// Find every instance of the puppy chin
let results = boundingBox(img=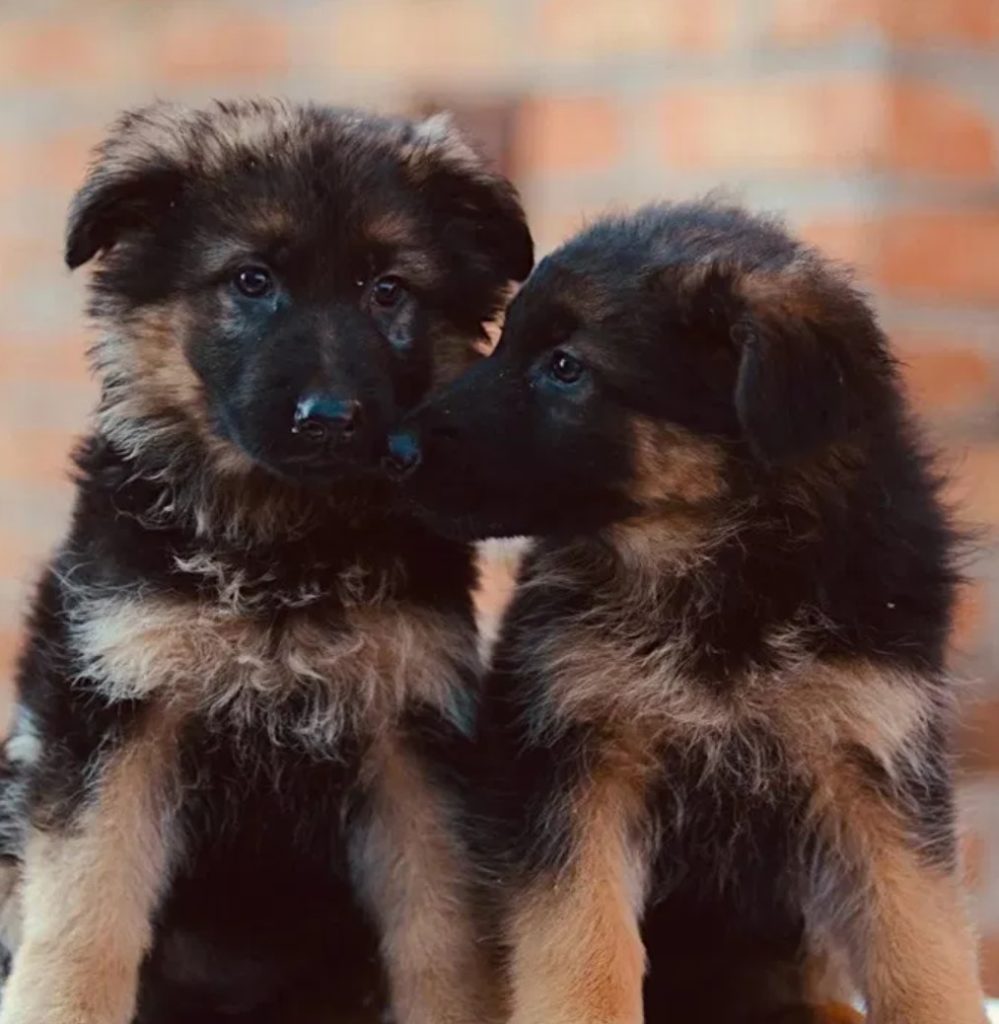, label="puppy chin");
[395,480,525,543]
